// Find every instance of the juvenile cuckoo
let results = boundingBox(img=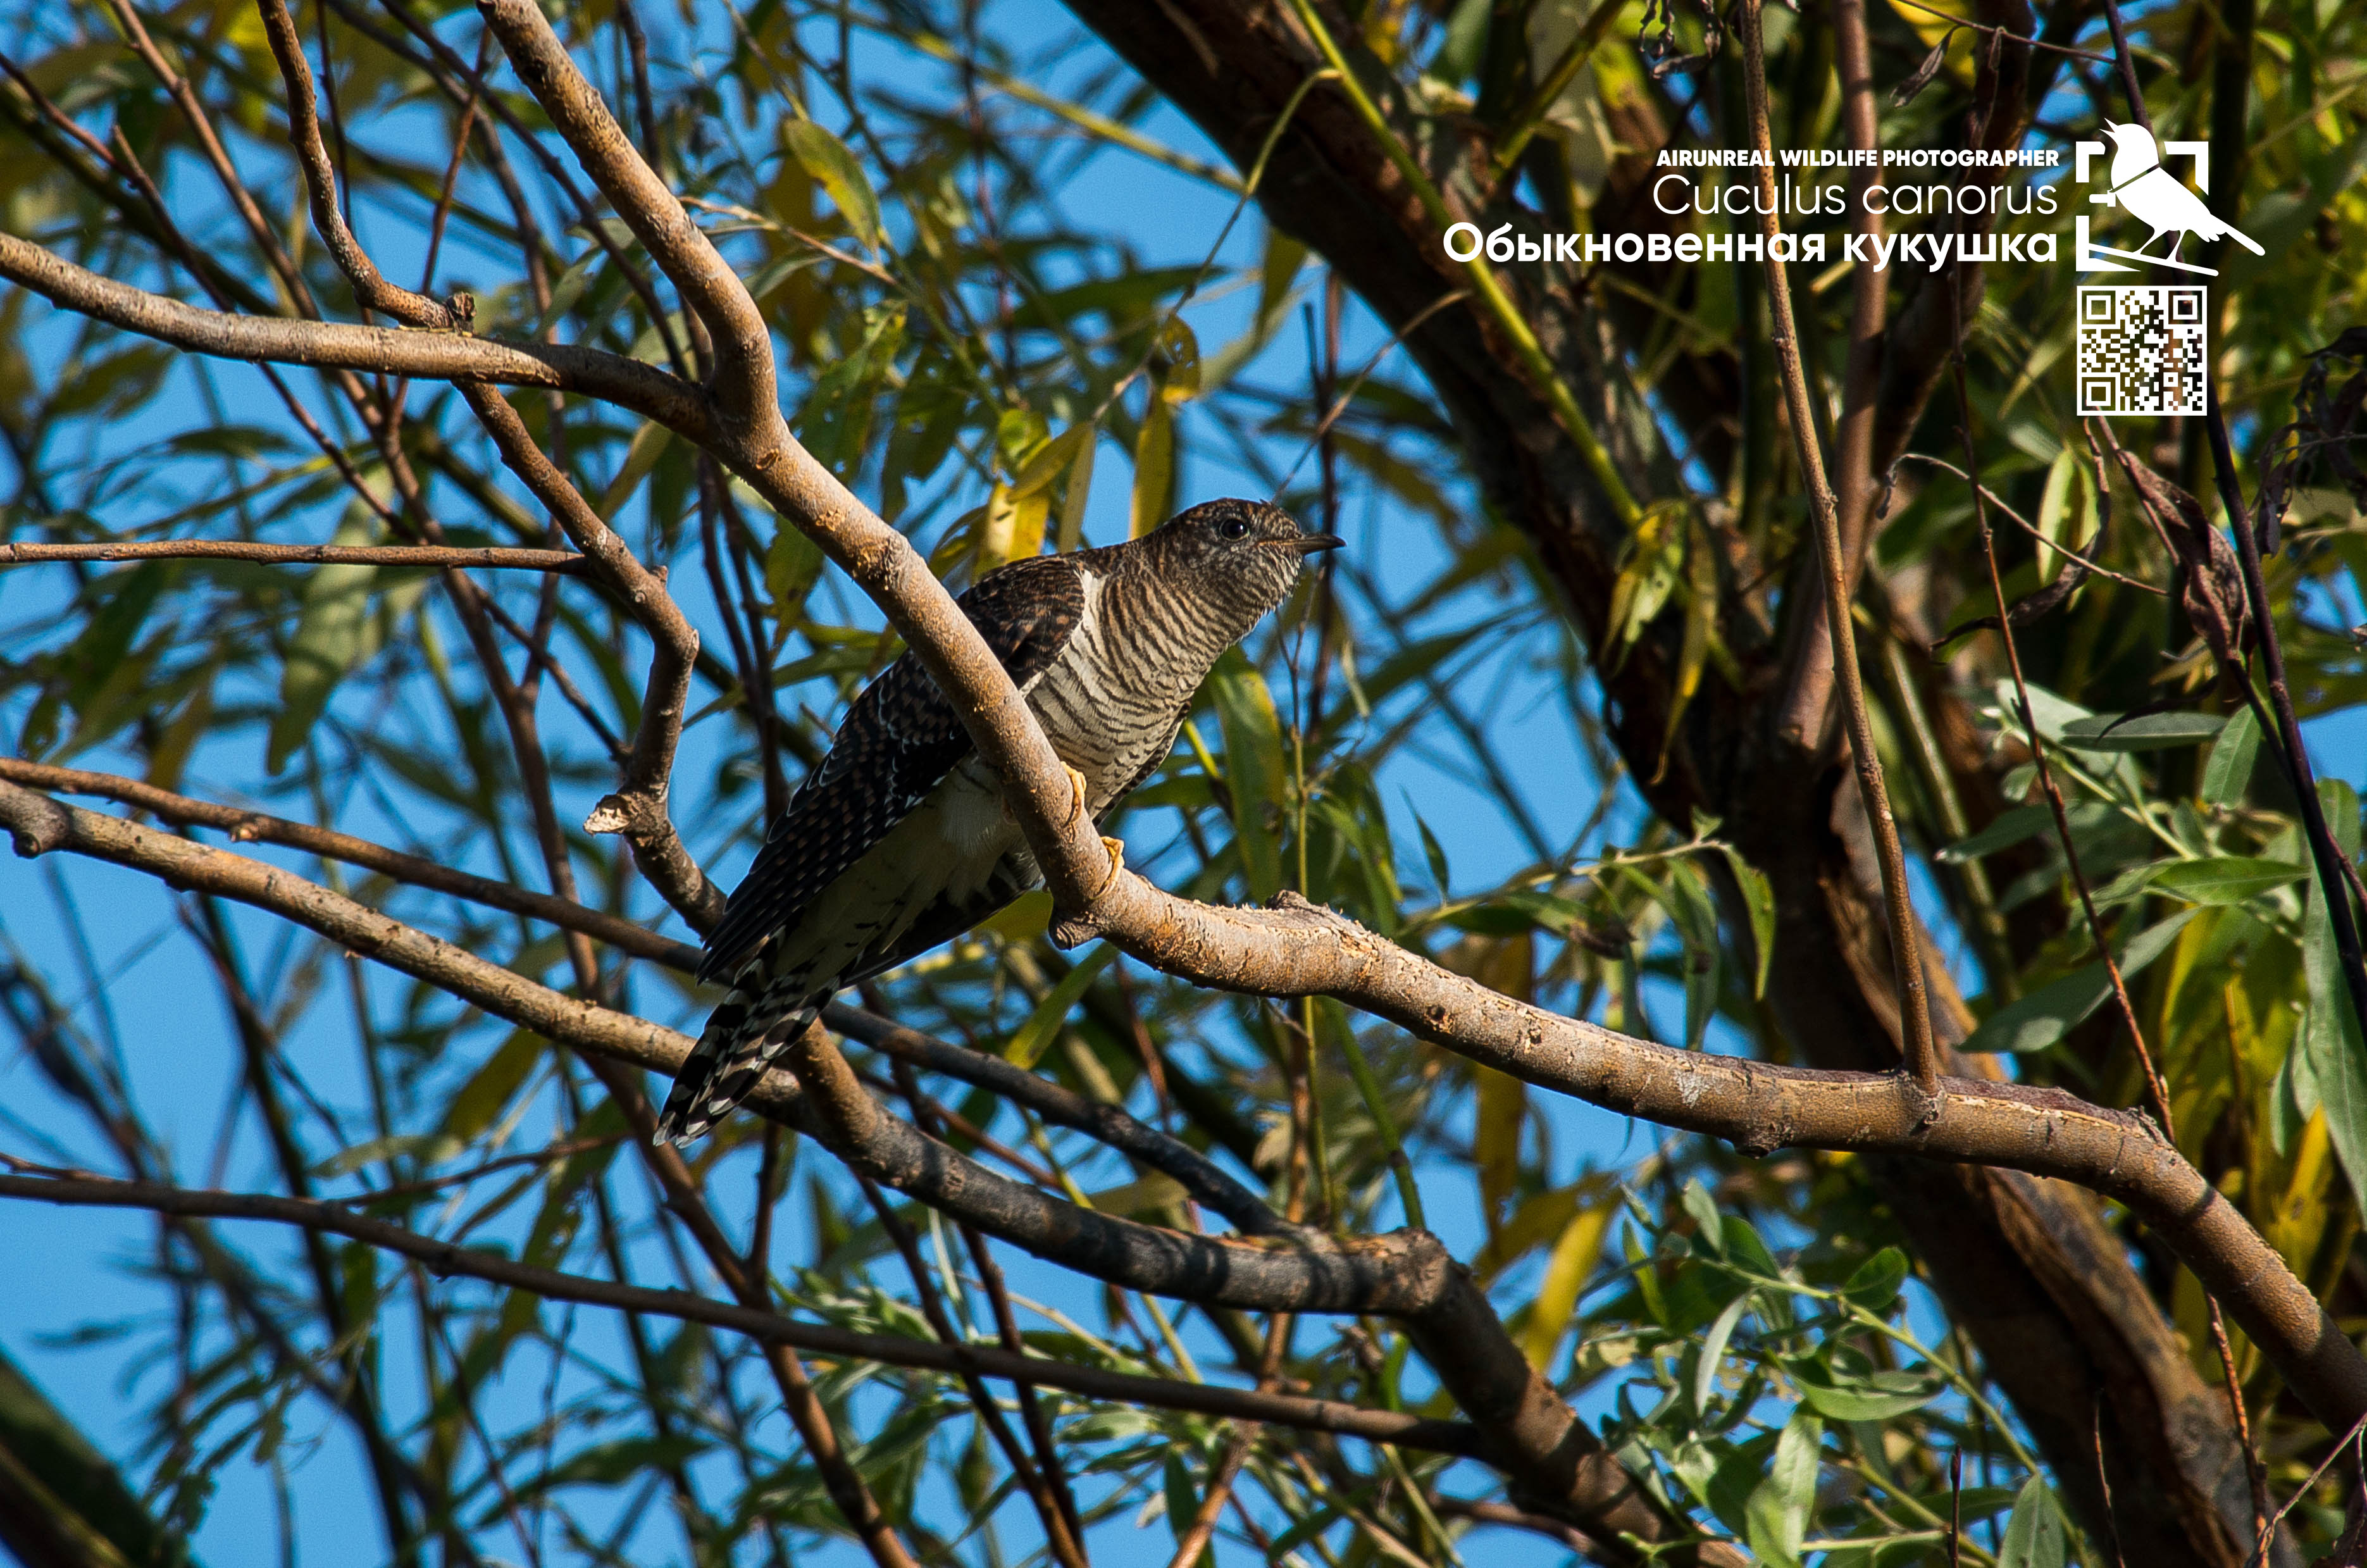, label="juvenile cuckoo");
[656,498,1339,1145]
